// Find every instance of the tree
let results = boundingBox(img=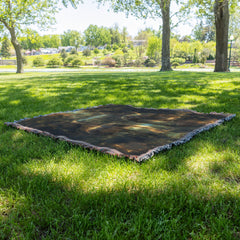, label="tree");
[214,0,229,71]
[188,0,239,72]
[1,36,11,59]
[96,0,177,71]
[109,24,121,45]
[0,0,60,73]
[20,29,42,51]
[229,5,240,40]
[146,36,162,63]
[61,30,83,49]
[134,28,154,44]
[0,0,82,73]
[121,27,129,44]
[40,34,61,48]
[84,25,111,47]
[193,20,215,42]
